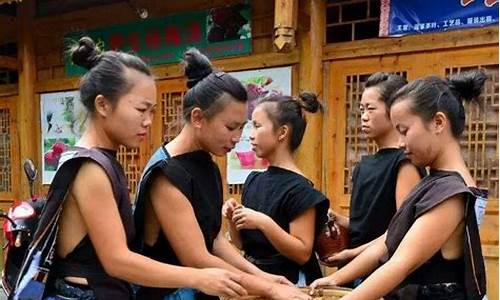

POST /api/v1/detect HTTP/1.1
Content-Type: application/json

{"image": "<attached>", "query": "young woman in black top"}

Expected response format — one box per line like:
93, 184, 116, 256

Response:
327, 73, 422, 270
134, 48, 310, 300
223, 93, 329, 285
45, 37, 248, 300
311, 71, 487, 300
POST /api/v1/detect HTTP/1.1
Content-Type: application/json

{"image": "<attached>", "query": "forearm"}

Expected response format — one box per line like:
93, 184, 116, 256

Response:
228, 222, 243, 249
213, 234, 263, 275
341, 260, 409, 300
352, 233, 386, 256
190, 241, 276, 297
259, 217, 311, 264
329, 240, 386, 286
107, 250, 203, 289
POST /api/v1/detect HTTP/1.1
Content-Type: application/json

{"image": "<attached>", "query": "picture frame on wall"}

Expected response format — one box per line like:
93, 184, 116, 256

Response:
226, 66, 292, 184
40, 91, 88, 184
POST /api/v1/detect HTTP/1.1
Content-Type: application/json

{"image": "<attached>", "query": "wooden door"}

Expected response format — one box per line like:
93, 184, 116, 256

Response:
0, 96, 20, 211
324, 45, 498, 299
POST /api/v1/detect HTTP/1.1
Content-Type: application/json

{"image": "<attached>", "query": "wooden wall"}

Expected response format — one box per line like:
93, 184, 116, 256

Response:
0, 0, 497, 297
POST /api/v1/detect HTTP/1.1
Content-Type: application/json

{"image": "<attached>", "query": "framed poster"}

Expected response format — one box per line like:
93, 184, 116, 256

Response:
226, 66, 292, 184
40, 91, 88, 184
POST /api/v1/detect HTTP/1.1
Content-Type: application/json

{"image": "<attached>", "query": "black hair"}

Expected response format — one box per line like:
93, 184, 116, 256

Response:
364, 72, 408, 114
391, 70, 487, 138
182, 48, 247, 121
70, 36, 152, 113
258, 91, 322, 151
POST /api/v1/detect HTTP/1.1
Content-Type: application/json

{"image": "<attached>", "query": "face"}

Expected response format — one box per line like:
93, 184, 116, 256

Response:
249, 104, 281, 158
390, 98, 439, 167
359, 87, 393, 139
198, 93, 247, 156
103, 70, 157, 149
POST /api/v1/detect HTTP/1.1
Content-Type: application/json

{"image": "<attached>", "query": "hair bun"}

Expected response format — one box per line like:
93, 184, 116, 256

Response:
298, 91, 323, 113
70, 37, 102, 70
448, 70, 487, 102
183, 48, 214, 88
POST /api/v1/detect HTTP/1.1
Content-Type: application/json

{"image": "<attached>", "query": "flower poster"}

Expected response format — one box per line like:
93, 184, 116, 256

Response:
226, 66, 292, 184
40, 91, 88, 184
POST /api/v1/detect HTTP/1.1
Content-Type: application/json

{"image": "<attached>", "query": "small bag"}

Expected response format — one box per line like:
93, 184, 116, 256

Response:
315, 213, 349, 262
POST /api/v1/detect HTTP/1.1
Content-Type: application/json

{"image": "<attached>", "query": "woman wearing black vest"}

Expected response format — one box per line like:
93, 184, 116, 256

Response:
44, 37, 248, 300
325, 73, 423, 283
223, 93, 329, 285
133, 48, 311, 300
311, 71, 487, 300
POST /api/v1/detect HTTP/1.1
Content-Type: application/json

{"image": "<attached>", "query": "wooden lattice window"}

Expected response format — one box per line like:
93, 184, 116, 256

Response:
446, 65, 499, 198
0, 108, 12, 193
161, 90, 185, 143
117, 146, 142, 200
343, 71, 407, 194
326, 0, 381, 43
115, 87, 186, 200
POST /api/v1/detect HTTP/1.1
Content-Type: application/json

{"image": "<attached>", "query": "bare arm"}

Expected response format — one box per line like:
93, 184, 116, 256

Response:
320, 195, 465, 300
151, 174, 309, 300
223, 199, 243, 249
233, 207, 316, 265
228, 222, 243, 249
395, 161, 422, 209
341, 195, 465, 300
72, 162, 244, 294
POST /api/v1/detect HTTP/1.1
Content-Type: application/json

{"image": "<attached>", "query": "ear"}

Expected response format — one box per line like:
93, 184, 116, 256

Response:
94, 95, 112, 117
277, 124, 289, 142
433, 112, 447, 135
190, 107, 204, 129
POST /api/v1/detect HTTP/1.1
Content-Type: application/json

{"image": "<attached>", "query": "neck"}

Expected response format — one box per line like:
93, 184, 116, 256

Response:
374, 129, 400, 149
431, 138, 463, 170
267, 145, 300, 174
430, 138, 475, 186
167, 125, 203, 155
76, 120, 118, 150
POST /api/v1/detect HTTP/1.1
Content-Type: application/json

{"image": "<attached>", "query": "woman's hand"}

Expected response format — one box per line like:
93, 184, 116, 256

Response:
258, 271, 294, 286
268, 283, 312, 300
308, 275, 338, 295
320, 249, 357, 267
222, 198, 240, 221
194, 268, 247, 298
232, 206, 269, 230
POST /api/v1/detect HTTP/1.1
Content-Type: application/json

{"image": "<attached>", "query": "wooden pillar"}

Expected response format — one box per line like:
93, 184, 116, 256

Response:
17, 0, 39, 195
296, 0, 325, 189
274, 0, 298, 52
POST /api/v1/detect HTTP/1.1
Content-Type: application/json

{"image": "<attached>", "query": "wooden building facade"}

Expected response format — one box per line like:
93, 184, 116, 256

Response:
0, 0, 497, 298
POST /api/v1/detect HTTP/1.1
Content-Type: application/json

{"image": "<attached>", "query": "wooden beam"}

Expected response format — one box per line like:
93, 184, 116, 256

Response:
34, 51, 300, 93
34, 77, 80, 93
17, 0, 39, 195
295, 0, 325, 189
0, 83, 17, 97
323, 26, 499, 61
151, 50, 300, 80
274, 0, 298, 52
0, 55, 18, 70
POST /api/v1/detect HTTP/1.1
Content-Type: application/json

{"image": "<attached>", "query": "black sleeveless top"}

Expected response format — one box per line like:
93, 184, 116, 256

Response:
134, 149, 222, 299
53, 148, 135, 300
240, 167, 330, 284
381, 170, 487, 300
349, 148, 423, 248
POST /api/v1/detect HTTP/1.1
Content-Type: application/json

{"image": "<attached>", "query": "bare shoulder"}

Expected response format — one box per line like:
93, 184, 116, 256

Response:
71, 160, 114, 201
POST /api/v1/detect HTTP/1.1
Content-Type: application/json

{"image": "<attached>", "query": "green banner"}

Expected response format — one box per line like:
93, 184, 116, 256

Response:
65, 4, 251, 76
